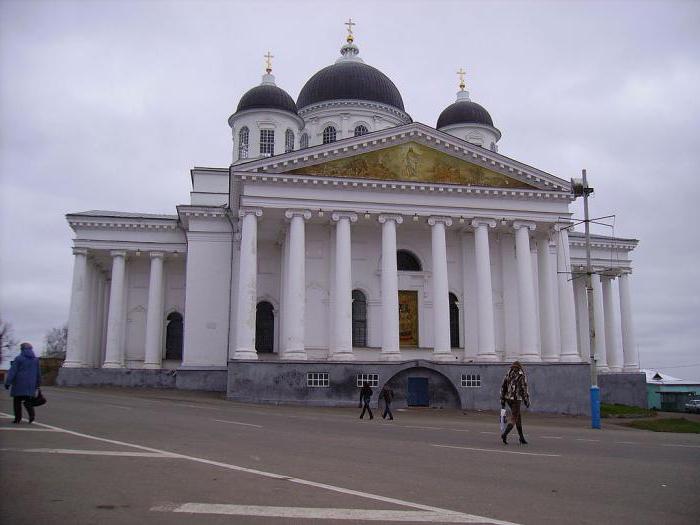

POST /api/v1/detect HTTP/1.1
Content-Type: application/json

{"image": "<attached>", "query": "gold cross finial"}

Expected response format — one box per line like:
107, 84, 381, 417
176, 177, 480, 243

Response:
457, 68, 466, 91
345, 18, 356, 43
264, 51, 274, 74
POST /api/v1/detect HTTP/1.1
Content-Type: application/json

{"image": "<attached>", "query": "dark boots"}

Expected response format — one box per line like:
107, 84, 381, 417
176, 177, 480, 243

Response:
501, 423, 527, 445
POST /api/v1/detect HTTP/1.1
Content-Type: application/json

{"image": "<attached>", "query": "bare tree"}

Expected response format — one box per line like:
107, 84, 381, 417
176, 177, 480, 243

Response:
0, 317, 19, 366
45, 324, 68, 359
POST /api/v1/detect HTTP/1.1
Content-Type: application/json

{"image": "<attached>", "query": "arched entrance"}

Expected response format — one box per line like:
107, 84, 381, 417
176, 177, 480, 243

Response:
165, 312, 183, 360
255, 301, 274, 353
449, 293, 460, 348
352, 290, 367, 347
381, 366, 461, 409
397, 249, 422, 347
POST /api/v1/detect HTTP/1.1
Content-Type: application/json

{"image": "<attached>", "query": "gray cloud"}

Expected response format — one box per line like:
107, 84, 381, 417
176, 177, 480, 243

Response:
1, 0, 698, 379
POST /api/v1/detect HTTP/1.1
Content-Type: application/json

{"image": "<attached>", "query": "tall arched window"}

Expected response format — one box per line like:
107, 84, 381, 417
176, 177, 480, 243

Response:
238, 127, 249, 160
300, 133, 309, 149
397, 250, 422, 271
449, 293, 460, 348
285, 129, 294, 153
260, 129, 274, 157
352, 290, 367, 347
322, 126, 337, 144
165, 312, 184, 360
255, 301, 274, 353
354, 124, 368, 137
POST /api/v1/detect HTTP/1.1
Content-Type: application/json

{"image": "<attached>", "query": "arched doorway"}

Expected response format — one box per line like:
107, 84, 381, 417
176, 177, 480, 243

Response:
255, 301, 274, 353
352, 290, 367, 347
449, 293, 460, 348
165, 312, 183, 360
397, 249, 422, 271
382, 366, 461, 409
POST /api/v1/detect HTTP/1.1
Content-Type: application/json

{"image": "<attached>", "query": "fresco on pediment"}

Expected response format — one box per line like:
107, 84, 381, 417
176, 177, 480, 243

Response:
288, 142, 535, 188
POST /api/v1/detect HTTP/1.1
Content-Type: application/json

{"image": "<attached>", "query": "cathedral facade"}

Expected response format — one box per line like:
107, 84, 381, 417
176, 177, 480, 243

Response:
59, 28, 642, 413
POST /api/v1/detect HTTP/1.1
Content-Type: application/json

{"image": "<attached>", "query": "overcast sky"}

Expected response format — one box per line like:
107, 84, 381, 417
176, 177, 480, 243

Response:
1, 0, 698, 379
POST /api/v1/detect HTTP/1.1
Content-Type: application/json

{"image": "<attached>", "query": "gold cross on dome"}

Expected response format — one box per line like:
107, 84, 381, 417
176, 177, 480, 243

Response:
264, 51, 274, 73
457, 68, 466, 90
345, 18, 356, 42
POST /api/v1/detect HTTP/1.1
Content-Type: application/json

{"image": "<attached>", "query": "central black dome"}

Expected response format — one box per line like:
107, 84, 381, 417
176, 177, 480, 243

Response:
297, 61, 405, 111
237, 84, 298, 115
437, 100, 494, 129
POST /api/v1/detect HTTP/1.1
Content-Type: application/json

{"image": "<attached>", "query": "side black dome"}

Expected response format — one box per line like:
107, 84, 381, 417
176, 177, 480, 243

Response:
236, 84, 298, 115
297, 61, 405, 111
437, 100, 494, 129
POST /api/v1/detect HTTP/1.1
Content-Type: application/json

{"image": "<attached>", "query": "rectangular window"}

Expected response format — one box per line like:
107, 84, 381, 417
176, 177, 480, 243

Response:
307, 372, 329, 387
356, 374, 379, 388
259, 129, 274, 157
461, 374, 481, 387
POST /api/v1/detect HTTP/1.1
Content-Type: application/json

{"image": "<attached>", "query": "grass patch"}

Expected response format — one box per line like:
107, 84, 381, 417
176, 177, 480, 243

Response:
627, 418, 700, 433
601, 403, 656, 418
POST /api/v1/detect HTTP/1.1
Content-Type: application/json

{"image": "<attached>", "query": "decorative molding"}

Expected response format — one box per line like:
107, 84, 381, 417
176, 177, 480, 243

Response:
471, 218, 497, 229
331, 211, 358, 222
427, 216, 453, 227
284, 209, 312, 220
512, 220, 537, 231
378, 214, 404, 225
238, 207, 263, 218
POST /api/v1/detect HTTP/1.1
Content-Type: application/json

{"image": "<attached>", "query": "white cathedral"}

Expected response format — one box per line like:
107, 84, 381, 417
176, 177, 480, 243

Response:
59, 25, 642, 413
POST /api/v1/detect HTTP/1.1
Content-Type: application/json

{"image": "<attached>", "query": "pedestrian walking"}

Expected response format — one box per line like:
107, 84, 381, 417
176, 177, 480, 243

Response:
500, 361, 530, 445
380, 384, 394, 420
359, 382, 373, 419
4, 342, 42, 424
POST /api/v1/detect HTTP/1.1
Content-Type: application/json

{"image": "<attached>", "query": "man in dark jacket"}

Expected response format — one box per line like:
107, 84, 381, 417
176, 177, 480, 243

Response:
500, 361, 530, 445
359, 382, 373, 419
4, 342, 42, 424
380, 384, 394, 420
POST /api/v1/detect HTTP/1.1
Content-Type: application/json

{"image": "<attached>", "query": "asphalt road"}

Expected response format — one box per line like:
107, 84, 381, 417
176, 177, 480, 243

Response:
1, 387, 698, 525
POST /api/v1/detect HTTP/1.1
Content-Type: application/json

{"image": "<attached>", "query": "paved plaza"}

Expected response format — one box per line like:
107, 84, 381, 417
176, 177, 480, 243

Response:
1, 387, 698, 524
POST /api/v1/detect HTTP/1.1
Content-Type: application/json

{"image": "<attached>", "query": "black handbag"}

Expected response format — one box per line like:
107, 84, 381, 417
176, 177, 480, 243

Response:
31, 388, 47, 407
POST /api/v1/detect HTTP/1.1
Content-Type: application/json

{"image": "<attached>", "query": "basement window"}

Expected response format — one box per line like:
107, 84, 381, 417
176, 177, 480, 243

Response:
307, 372, 329, 387
356, 374, 379, 388
461, 374, 481, 387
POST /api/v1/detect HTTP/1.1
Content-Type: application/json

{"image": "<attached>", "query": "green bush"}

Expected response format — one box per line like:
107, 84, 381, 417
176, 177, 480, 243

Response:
628, 418, 700, 433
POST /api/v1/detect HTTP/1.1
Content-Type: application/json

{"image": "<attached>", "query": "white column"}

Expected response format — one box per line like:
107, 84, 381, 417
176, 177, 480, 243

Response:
471, 218, 497, 361
536, 233, 558, 361
93, 270, 106, 368
619, 272, 639, 371
143, 252, 166, 368
64, 248, 88, 368
513, 221, 539, 361
591, 273, 608, 372
282, 209, 311, 360
602, 276, 622, 372
379, 214, 403, 360
555, 225, 581, 362
85, 262, 98, 367
103, 250, 127, 368
429, 216, 453, 360
279, 231, 289, 354
331, 212, 357, 361
574, 275, 590, 362
233, 208, 263, 360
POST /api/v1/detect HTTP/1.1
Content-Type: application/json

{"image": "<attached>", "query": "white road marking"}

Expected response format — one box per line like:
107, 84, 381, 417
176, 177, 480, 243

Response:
661, 444, 700, 449
0, 448, 175, 458
540, 436, 563, 439
214, 419, 262, 428
178, 404, 219, 410
615, 441, 639, 445
104, 404, 133, 410
479, 432, 497, 435
399, 425, 470, 433
576, 438, 600, 442
432, 444, 561, 458
0, 427, 57, 432
0, 411, 517, 525
152, 503, 518, 523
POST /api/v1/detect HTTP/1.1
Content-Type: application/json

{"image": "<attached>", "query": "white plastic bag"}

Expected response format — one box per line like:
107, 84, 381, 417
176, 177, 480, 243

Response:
499, 408, 508, 433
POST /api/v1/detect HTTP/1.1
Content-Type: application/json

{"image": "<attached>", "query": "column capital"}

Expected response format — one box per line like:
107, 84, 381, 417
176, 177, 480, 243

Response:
284, 209, 312, 220
553, 221, 574, 232
331, 211, 358, 223
239, 207, 263, 219
513, 220, 536, 231
109, 250, 127, 258
428, 216, 453, 227
471, 218, 497, 229
378, 214, 403, 225
72, 247, 88, 256
149, 251, 165, 259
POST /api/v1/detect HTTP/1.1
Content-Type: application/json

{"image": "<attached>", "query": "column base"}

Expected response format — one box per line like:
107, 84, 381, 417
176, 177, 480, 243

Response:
597, 366, 610, 373
380, 351, 402, 361
142, 363, 162, 370
282, 350, 307, 361
542, 356, 560, 362
623, 365, 640, 372
329, 352, 355, 361
102, 362, 124, 369
61, 360, 83, 368
233, 349, 259, 361
607, 366, 623, 372
475, 353, 498, 362
432, 352, 456, 362
559, 354, 582, 363
519, 354, 542, 363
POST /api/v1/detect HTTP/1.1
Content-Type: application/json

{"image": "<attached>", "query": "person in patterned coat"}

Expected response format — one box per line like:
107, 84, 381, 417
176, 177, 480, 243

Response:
500, 361, 530, 445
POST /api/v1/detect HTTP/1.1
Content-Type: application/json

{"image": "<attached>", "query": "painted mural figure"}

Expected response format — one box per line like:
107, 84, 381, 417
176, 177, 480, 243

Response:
500, 361, 530, 445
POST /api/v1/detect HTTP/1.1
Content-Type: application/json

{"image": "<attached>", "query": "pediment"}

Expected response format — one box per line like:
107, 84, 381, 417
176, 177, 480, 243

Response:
287, 141, 535, 189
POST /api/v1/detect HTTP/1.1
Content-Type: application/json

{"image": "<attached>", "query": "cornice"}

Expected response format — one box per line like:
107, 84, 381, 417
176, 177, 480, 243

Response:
67, 215, 181, 232
235, 172, 573, 202
298, 99, 412, 123
568, 231, 639, 251
233, 122, 570, 192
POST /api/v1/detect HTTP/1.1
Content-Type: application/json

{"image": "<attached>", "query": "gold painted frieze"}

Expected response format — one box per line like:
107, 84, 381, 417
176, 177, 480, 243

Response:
288, 142, 534, 188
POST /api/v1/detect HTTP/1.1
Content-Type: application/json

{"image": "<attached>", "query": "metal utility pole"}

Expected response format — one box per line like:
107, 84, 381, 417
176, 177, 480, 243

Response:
571, 169, 600, 429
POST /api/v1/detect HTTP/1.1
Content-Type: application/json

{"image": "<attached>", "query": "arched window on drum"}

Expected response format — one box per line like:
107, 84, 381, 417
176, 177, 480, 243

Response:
352, 290, 367, 347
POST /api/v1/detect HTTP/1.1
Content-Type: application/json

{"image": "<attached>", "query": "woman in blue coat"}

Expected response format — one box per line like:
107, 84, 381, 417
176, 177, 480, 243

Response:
4, 342, 42, 423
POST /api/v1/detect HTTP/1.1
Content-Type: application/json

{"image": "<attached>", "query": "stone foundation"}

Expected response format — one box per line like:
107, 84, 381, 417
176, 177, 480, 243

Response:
598, 372, 647, 408
56, 367, 227, 392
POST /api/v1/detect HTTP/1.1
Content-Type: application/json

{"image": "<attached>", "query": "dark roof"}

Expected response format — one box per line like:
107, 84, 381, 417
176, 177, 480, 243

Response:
437, 100, 494, 129
236, 84, 298, 115
297, 61, 405, 111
